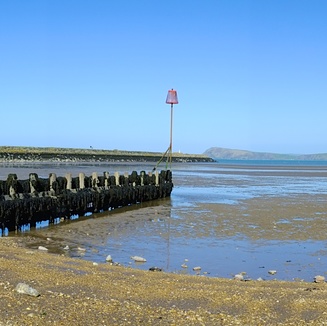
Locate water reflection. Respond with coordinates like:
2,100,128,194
2,161,327,281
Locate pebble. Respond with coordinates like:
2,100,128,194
181,263,188,268
38,246,48,251
63,245,69,250
78,247,86,251
268,270,277,275
193,266,201,271
15,283,40,297
149,267,162,272
106,255,113,263
131,256,146,262
314,275,325,283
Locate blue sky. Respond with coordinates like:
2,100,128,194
1,1,326,155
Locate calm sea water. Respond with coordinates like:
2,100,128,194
2,160,327,282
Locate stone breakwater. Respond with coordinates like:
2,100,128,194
0,147,214,163
0,169,173,232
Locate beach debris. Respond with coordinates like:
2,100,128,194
268,270,277,275
38,246,48,251
15,283,40,297
131,256,146,262
193,266,201,271
314,275,325,283
149,267,162,272
181,263,188,268
105,255,113,263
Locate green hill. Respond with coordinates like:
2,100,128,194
204,147,327,161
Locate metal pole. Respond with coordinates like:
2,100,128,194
169,103,173,169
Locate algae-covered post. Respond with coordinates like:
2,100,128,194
0,170,173,233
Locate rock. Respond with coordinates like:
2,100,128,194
63,245,69,250
131,256,146,262
106,255,113,263
268,270,277,275
149,267,162,272
181,263,188,268
234,274,244,281
193,266,201,271
314,275,325,283
15,283,40,297
38,246,48,251
78,247,86,251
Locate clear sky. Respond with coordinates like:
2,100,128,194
1,1,326,155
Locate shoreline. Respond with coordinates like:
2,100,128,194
1,237,327,325
1,161,327,324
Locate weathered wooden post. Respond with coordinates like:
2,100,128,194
155,171,159,186
92,172,99,188
124,172,129,186
29,173,38,195
114,172,120,186
7,174,18,198
79,173,85,189
140,171,145,186
148,171,153,185
49,173,57,194
104,172,110,188
65,173,72,190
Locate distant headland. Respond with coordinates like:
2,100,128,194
0,146,214,163
204,147,327,161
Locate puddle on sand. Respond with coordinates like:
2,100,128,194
13,193,327,282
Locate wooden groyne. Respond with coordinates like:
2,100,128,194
0,169,173,233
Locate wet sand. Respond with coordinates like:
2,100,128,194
1,162,327,324
15,192,327,281
1,237,327,325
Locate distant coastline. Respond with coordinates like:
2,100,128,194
204,147,327,161
0,146,214,163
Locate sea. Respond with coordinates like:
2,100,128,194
1,159,327,282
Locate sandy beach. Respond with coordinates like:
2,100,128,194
0,237,327,325
1,162,327,324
